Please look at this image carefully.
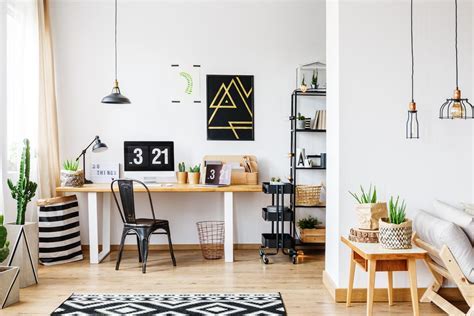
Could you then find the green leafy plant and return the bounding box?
[312,70,318,86]
[7,139,38,225]
[0,214,9,264]
[349,184,377,204]
[298,215,321,229]
[63,159,79,172]
[297,112,306,120]
[189,164,201,173]
[388,196,407,224]
[178,162,186,172]
[270,177,281,183]
[301,75,306,86]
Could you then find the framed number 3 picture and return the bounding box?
[124,141,175,172]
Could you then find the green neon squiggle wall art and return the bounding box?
[180,72,193,95]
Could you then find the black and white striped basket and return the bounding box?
[38,195,83,265]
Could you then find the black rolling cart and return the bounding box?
[259,182,298,264]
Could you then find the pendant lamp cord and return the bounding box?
[410,0,414,102]
[114,0,118,81]
[455,0,458,89]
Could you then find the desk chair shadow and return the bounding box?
[111,179,177,273]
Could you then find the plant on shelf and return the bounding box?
[176,162,188,184]
[7,139,38,225]
[379,196,412,249]
[298,216,325,243]
[188,164,201,184]
[60,158,84,187]
[0,214,9,264]
[349,184,387,230]
[296,113,306,130]
[311,70,318,89]
[270,177,281,185]
[300,75,308,93]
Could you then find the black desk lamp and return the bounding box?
[76,136,108,184]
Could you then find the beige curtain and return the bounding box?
[37,0,60,198]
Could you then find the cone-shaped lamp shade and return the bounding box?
[102,80,130,104]
[92,137,108,152]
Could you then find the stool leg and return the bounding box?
[408,259,420,316]
[367,259,376,316]
[136,234,142,263]
[166,227,177,267]
[387,271,394,306]
[347,253,356,307]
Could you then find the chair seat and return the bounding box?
[125,218,169,227]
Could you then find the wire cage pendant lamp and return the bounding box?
[102,0,130,104]
[406,0,419,139]
[439,0,472,119]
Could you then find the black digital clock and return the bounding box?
[124,141,174,172]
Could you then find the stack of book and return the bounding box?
[311,110,326,130]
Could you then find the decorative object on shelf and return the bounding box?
[207,75,254,141]
[5,139,39,288]
[379,196,412,249]
[439,0,473,119]
[196,221,224,260]
[298,215,325,243]
[296,113,306,130]
[308,153,326,168]
[406,0,420,138]
[311,70,318,89]
[0,214,19,309]
[101,0,130,104]
[90,162,119,183]
[300,75,308,93]
[303,159,313,168]
[295,148,306,167]
[311,110,326,130]
[296,61,326,91]
[348,227,379,243]
[270,177,282,185]
[60,159,84,187]
[188,164,201,184]
[295,184,323,207]
[176,162,188,184]
[76,136,108,184]
[170,64,201,104]
[349,185,388,230]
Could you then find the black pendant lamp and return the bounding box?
[406,0,419,139]
[102,0,130,104]
[439,0,473,119]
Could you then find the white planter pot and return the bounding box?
[0,266,19,309]
[296,120,305,130]
[379,218,413,249]
[6,222,38,288]
[356,203,388,230]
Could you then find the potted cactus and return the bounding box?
[311,70,318,89]
[6,139,39,288]
[379,196,412,249]
[0,214,20,309]
[176,162,188,184]
[296,113,306,130]
[60,159,84,187]
[349,185,388,230]
[188,164,201,185]
[300,75,308,93]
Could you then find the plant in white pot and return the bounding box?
[0,214,20,309]
[349,185,388,230]
[296,113,306,130]
[379,196,412,249]
[60,159,84,187]
[6,139,39,288]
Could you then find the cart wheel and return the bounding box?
[292,255,298,264]
[262,255,269,264]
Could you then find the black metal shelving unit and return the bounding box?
[289,88,327,249]
[259,182,298,264]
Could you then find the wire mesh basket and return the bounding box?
[196,221,225,260]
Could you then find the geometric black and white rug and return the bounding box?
[51,293,287,315]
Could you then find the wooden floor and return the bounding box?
[3,249,451,315]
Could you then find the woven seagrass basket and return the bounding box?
[295,185,323,206]
[378,218,412,249]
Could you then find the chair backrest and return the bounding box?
[111,179,156,224]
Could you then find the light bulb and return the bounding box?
[451,101,463,118]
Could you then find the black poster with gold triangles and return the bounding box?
[207,75,254,141]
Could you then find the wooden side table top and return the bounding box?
[341,236,427,260]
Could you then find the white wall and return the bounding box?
[50,0,326,245]
[326,0,473,288]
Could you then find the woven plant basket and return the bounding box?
[295,185,322,206]
[378,218,412,249]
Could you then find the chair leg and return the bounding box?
[139,236,149,274]
[116,229,127,271]
[136,234,142,263]
[166,226,177,267]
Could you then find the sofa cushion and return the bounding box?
[461,202,474,216]
[414,210,474,283]
[429,200,474,245]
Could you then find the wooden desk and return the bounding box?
[56,184,262,264]
[341,236,427,316]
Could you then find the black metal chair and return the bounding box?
[111,179,176,273]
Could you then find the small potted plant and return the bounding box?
[296,113,306,130]
[60,159,84,187]
[311,70,318,89]
[349,185,388,230]
[298,215,325,243]
[0,214,19,309]
[300,75,308,93]
[270,177,282,185]
[176,162,187,184]
[188,164,201,185]
[379,196,412,249]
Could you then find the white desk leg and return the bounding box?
[224,192,234,263]
[99,193,111,262]
[87,192,99,264]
